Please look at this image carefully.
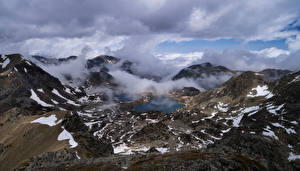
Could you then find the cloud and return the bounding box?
[1,0,299,42]
[0,0,299,72]
[287,34,300,52]
[251,47,290,58]
[1,32,126,58]
[155,52,204,68]
[188,48,299,71]
[109,70,201,97]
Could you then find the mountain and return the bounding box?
[32,55,78,65]
[0,54,84,113]
[1,54,299,170]
[16,68,300,170]
[172,62,238,89]
[259,68,292,82]
[0,54,113,170]
[86,55,120,69]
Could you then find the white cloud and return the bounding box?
[287,34,300,52]
[155,51,204,68]
[251,47,290,58]
[0,31,127,58]
[109,70,201,96]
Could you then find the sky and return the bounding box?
[0,0,300,72]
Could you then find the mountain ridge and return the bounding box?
[0,53,299,170]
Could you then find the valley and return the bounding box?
[0,54,299,170]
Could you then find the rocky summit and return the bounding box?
[0,54,299,171]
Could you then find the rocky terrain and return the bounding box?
[0,54,299,170]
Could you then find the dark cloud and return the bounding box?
[0,0,300,71]
[1,0,299,41]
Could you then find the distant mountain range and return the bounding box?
[0,53,299,170]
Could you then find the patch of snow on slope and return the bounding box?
[288,152,300,161]
[52,89,80,106]
[232,113,244,127]
[2,58,10,68]
[58,127,78,148]
[291,121,298,125]
[271,122,296,134]
[113,143,149,155]
[31,114,61,126]
[228,106,259,127]
[30,89,53,107]
[217,102,228,112]
[202,112,217,120]
[267,104,284,115]
[289,75,300,84]
[51,99,59,104]
[145,119,159,123]
[156,147,169,154]
[247,85,272,98]
[25,61,32,66]
[37,88,44,93]
[262,126,278,140]
[241,106,259,116]
[64,87,72,94]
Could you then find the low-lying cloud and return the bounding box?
[109,70,202,97]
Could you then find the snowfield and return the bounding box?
[31,114,61,126]
[113,143,150,155]
[58,127,78,148]
[247,85,273,98]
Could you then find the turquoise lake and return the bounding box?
[133,96,185,114]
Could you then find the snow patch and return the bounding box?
[247,85,272,98]
[25,61,32,66]
[52,89,80,106]
[58,127,78,148]
[216,102,228,112]
[145,119,159,123]
[31,114,61,126]
[37,88,44,93]
[262,126,278,140]
[113,143,149,155]
[30,89,53,107]
[267,104,284,115]
[291,121,298,125]
[202,112,217,120]
[289,75,300,84]
[232,113,244,127]
[2,58,10,68]
[65,87,72,94]
[156,147,169,154]
[288,152,300,161]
